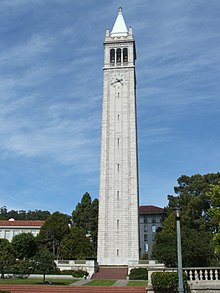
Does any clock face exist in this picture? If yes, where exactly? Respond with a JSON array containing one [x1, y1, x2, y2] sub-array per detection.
[[111, 77, 123, 86]]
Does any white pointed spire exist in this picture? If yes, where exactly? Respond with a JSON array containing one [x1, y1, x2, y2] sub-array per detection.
[[110, 7, 128, 37]]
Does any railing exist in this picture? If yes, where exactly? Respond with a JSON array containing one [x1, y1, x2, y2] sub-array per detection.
[[184, 267, 220, 281], [147, 266, 220, 290]]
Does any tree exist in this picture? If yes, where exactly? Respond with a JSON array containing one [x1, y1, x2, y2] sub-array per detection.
[[0, 207, 8, 220], [0, 207, 51, 220], [0, 239, 15, 278], [60, 226, 94, 260], [152, 173, 220, 267], [152, 214, 177, 267], [206, 182, 220, 258], [30, 249, 57, 283], [72, 193, 98, 254], [37, 212, 70, 258], [11, 233, 37, 260]]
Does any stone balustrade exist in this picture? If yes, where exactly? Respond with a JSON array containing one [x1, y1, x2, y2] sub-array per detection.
[[147, 266, 220, 291], [184, 267, 220, 282]]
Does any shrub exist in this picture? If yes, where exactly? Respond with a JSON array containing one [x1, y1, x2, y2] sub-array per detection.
[[61, 270, 74, 275], [151, 272, 189, 292], [72, 269, 88, 278], [129, 268, 148, 280]]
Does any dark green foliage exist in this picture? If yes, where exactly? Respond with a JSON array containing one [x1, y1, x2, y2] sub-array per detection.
[[140, 252, 148, 260], [72, 193, 98, 255], [0, 207, 50, 220], [11, 233, 37, 259], [0, 239, 15, 279], [38, 212, 70, 258], [0, 291, 11, 293], [60, 270, 74, 275], [10, 259, 31, 275], [71, 269, 88, 278], [129, 268, 148, 280], [153, 173, 220, 267], [151, 272, 188, 292], [60, 226, 95, 259], [29, 249, 58, 283], [206, 182, 220, 259]]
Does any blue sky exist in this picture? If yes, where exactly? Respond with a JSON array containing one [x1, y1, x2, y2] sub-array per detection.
[[0, 0, 219, 214]]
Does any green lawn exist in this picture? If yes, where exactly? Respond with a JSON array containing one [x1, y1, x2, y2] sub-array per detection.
[[0, 278, 76, 285], [84, 280, 116, 286], [127, 280, 147, 286]]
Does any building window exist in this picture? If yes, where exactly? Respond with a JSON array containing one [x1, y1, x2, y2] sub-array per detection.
[[152, 225, 156, 233], [5, 230, 10, 240], [117, 191, 119, 200], [117, 249, 119, 256], [144, 216, 148, 223], [117, 138, 120, 147], [144, 224, 148, 232], [144, 234, 147, 242], [13, 230, 20, 237], [117, 114, 120, 121], [110, 49, 115, 63], [117, 164, 120, 172], [145, 243, 148, 252], [123, 48, 128, 62], [116, 48, 121, 63], [152, 217, 156, 223]]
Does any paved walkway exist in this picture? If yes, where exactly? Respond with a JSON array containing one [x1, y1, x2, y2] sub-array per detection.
[[71, 279, 91, 286], [113, 280, 129, 286]]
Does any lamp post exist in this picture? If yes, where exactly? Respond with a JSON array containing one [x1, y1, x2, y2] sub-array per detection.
[[173, 206, 184, 293]]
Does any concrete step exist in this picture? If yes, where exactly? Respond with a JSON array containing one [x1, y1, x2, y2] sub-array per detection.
[[92, 267, 128, 280]]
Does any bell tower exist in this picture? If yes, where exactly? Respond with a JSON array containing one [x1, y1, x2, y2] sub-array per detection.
[[97, 7, 139, 265]]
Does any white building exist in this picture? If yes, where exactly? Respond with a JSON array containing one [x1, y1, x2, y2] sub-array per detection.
[[139, 205, 164, 258], [0, 219, 45, 241], [98, 8, 139, 266]]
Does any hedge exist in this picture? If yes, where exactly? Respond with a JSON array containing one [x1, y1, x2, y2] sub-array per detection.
[[151, 272, 189, 292], [129, 268, 148, 280], [71, 269, 89, 278]]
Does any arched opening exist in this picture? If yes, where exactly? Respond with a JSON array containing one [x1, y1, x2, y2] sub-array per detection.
[[110, 49, 115, 64], [116, 48, 121, 63], [123, 48, 128, 63]]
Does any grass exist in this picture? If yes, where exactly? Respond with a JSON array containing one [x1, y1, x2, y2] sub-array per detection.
[[127, 280, 147, 286], [0, 278, 76, 285], [84, 280, 116, 286]]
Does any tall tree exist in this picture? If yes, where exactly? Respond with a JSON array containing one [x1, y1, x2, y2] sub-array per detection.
[[0, 239, 15, 278], [11, 233, 37, 260], [72, 193, 98, 254], [153, 173, 220, 267], [60, 226, 94, 260], [206, 182, 220, 258], [30, 249, 57, 283], [38, 212, 70, 259]]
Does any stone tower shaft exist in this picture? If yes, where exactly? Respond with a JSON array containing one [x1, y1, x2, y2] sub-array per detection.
[[97, 8, 139, 265]]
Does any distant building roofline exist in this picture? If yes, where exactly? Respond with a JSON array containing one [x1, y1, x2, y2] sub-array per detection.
[[139, 205, 164, 215], [0, 220, 45, 227]]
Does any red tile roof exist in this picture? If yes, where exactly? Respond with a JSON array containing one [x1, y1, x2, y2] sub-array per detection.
[[0, 220, 45, 227], [139, 205, 164, 215]]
